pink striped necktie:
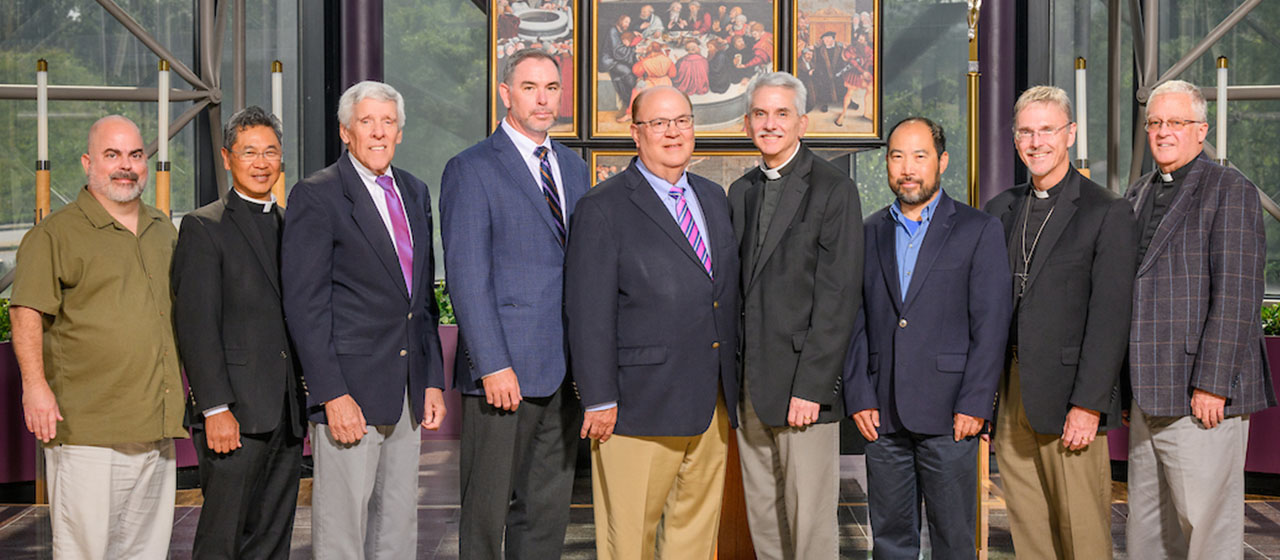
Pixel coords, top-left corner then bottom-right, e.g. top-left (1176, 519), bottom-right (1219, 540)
top-left (376, 174), bottom-right (414, 295)
top-left (667, 184), bottom-right (712, 277)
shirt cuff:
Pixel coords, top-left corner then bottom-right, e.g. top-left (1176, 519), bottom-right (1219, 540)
top-left (480, 368), bottom-right (508, 379)
top-left (586, 402), bottom-right (617, 412)
top-left (203, 405), bottom-right (230, 418)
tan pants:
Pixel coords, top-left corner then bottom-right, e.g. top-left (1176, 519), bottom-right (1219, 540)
top-left (592, 396), bottom-right (730, 560)
top-left (994, 357), bottom-right (1113, 560)
top-left (45, 439), bottom-right (177, 560)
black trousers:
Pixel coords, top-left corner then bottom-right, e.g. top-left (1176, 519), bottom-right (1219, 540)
top-left (458, 382), bottom-right (580, 560)
top-left (192, 409), bottom-right (302, 560)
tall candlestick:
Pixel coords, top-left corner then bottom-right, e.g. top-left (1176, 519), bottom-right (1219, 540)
top-left (271, 60), bottom-right (286, 205)
top-left (36, 59), bottom-right (50, 223)
top-left (158, 60), bottom-right (170, 163)
top-left (1074, 57), bottom-right (1088, 165)
top-left (1217, 56), bottom-right (1228, 164)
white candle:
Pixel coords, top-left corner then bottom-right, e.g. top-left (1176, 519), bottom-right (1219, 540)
top-left (158, 60), bottom-right (170, 163)
top-left (272, 60), bottom-right (283, 122)
top-left (1217, 57), bottom-right (1228, 162)
top-left (37, 59), bottom-right (48, 161)
top-left (1074, 58), bottom-right (1087, 163)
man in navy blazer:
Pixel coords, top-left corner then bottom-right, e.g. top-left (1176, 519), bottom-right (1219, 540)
top-left (282, 81), bottom-right (446, 560)
top-left (565, 86), bottom-right (740, 560)
top-left (845, 117), bottom-right (1011, 559)
top-left (440, 49), bottom-right (590, 559)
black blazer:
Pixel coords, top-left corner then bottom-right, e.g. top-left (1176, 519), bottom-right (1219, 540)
top-left (845, 191), bottom-right (1012, 436)
top-left (984, 168), bottom-right (1137, 434)
top-left (282, 155), bottom-right (445, 426)
top-left (172, 189), bottom-right (304, 437)
top-left (728, 146), bottom-right (863, 427)
top-left (565, 161), bottom-right (740, 437)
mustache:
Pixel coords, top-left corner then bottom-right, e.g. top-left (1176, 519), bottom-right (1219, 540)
top-left (110, 171), bottom-right (140, 182)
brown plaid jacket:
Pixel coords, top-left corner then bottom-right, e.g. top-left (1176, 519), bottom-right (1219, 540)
top-left (1125, 155), bottom-right (1275, 416)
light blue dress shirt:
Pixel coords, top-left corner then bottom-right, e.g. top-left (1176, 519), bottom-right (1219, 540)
top-left (888, 193), bottom-right (942, 302)
top-left (635, 159), bottom-right (713, 265)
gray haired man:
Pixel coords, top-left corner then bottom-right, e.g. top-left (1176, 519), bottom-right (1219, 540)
top-left (728, 72), bottom-right (863, 559)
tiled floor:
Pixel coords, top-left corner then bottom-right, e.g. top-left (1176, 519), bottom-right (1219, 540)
top-left (4, 439), bottom-right (1280, 558)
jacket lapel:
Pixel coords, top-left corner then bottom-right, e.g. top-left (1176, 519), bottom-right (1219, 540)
top-left (750, 148), bottom-right (813, 286)
top-left (625, 164), bottom-right (710, 278)
top-left (1138, 159), bottom-right (1205, 275)
top-left (554, 142), bottom-right (589, 220)
top-left (223, 189), bottom-right (281, 297)
top-left (902, 192), bottom-right (958, 310)
top-left (489, 129), bottom-right (566, 245)
top-left (1021, 170), bottom-right (1081, 294)
top-left (875, 212), bottom-right (902, 311)
top-left (737, 172), bottom-right (763, 284)
top-left (339, 155), bottom-right (410, 300)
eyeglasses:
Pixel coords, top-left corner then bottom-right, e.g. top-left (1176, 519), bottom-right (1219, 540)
top-left (1143, 119), bottom-right (1204, 132)
top-left (230, 149), bottom-right (283, 162)
top-left (636, 114), bottom-right (695, 133)
top-left (1012, 123), bottom-right (1071, 144)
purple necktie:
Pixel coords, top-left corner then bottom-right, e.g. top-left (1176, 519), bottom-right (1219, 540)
top-left (668, 184), bottom-right (712, 277)
top-left (534, 146), bottom-right (567, 245)
top-left (376, 174), bottom-right (414, 295)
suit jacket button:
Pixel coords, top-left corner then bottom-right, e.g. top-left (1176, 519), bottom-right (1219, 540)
top-left (407, 312), bottom-right (413, 319)
top-left (898, 318), bottom-right (908, 328)
top-left (280, 351), bottom-right (288, 359)
top-left (712, 342), bottom-right (721, 349)
top-left (713, 300), bottom-right (719, 309)
top-left (400, 349), bottom-right (408, 356)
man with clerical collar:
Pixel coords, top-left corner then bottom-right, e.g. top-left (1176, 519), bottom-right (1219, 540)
top-left (566, 85), bottom-right (740, 559)
top-left (172, 106), bottom-right (306, 559)
top-left (1123, 79), bottom-right (1275, 560)
top-left (984, 86), bottom-right (1137, 560)
top-left (727, 72), bottom-right (863, 560)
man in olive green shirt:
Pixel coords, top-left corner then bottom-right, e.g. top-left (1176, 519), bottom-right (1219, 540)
top-left (10, 115), bottom-right (185, 559)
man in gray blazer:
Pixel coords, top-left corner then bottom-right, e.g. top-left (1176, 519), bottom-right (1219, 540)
top-left (1125, 79), bottom-right (1275, 560)
top-left (440, 49), bottom-right (590, 559)
top-left (728, 72), bottom-right (862, 560)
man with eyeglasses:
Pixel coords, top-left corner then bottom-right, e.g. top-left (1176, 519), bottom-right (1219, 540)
top-left (171, 106), bottom-right (305, 559)
top-left (1124, 79), bottom-right (1274, 560)
top-left (984, 86), bottom-right (1136, 560)
top-left (565, 85), bottom-right (740, 560)
top-left (10, 115), bottom-right (184, 558)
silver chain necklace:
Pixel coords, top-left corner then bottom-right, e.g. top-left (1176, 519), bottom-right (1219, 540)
top-left (1016, 190), bottom-right (1057, 297)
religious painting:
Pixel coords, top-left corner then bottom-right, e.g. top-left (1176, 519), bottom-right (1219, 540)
top-left (490, 0), bottom-right (579, 137)
top-left (591, 0), bottom-right (780, 138)
top-left (793, 0), bottom-right (881, 139)
top-left (590, 149), bottom-right (762, 192)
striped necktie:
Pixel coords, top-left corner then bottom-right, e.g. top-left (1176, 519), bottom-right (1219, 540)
top-left (534, 146), bottom-right (566, 245)
top-left (668, 184), bottom-right (712, 277)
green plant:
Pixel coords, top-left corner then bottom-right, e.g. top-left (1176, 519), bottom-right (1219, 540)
top-left (0, 298), bottom-right (10, 343)
top-left (1263, 303), bottom-right (1280, 337)
top-left (434, 281), bottom-right (455, 325)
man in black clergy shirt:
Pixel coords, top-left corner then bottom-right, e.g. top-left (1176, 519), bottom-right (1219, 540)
top-left (172, 105), bottom-right (305, 559)
top-left (984, 86), bottom-right (1137, 560)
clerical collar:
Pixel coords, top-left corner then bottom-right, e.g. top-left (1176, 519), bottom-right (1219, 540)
top-left (1159, 155), bottom-right (1198, 184)
top-left (760, 145), bottom-right (801, 180)
top-left (233, 188), bottom-right (276, 213)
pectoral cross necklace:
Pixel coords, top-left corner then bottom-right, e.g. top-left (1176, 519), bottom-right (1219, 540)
top-left (1016, 188), bottom-right (1057, 298)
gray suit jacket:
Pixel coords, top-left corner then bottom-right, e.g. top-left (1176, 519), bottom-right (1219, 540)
top-left (1125, 154), bottom-right (1275, 416)
top-left (728, 146), bottom-right (863, 427)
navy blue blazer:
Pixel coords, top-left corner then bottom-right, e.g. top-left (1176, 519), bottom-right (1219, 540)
top-left (844, 191), bottom-right (1012, 436)
top-left (282, 154), bottom-right (445, 426)
top-left (440, 129), bottom-right (590, 398)
top-left (565, 161), bottom-right (740, 437)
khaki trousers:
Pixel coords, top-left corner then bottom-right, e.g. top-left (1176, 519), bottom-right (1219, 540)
top-left (736, 381), bottom-right (839, 560)
top-left (45, 439), bottom-right (177, 560)
top-left (994, 356), bottom-right (1113, 560)
top-left (592, 395), bottom-right (730, 560)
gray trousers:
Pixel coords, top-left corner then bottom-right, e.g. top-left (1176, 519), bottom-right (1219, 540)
top-left (736, 383), bottom-right (840, 560)
top-left (458, 384), bottom-right (579, 560)
top-left (310, 392), bottom-right (420, 560)
top-left (1127, 402), bottom-right (1249, 560)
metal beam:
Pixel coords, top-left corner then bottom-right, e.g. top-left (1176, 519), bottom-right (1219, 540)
top-left (1128, 0), bottom-right (1145, 87)
top-left (1128, 0), bottom-right (1158, 186)
top-left (1152, 0), bottom-right (1263, 91)
top-left (1202, 85), bottom-right (1280, 100)
top-left (234, 0), bottom-right (246, 112)
top-left (94, 0), bottom-right (208, 91)
top-left (0, 85), bottom-right (208, 102)
top-left (1108, 0), bottom-right (1123, 192)
top-left (144, 99), bottom-right (211, 158)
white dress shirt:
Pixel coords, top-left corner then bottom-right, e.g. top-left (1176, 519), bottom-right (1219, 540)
top-left (501, 118), bottom-right (567, 220)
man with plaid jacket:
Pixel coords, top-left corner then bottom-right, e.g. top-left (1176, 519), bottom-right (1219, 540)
top-left (1124, 79), bottom-right (1276, 560)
